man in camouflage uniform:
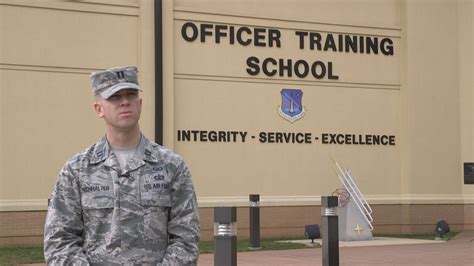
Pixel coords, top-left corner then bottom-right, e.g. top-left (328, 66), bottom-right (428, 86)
top-left (44, 66), bottom-right (200, 265)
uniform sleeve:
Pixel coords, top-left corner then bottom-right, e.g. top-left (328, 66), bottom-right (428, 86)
top-left (160, 159), bottom-right (200, 266)
top-left (44, 163), bottom-right (90, 265)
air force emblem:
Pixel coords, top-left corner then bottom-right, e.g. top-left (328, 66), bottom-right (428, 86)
top-left (278, 88), bottom-right (305, 123)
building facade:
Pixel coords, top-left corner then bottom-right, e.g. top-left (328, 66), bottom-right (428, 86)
top-left (0, 0), bottom-right (473, 246)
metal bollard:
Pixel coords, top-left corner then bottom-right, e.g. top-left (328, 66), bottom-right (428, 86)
top-left (249, 194), bottom-right (261, 250)
top-left (321, 196), bottom-right (339, 266)
top-left (214, 207), bottom-right (237, 266)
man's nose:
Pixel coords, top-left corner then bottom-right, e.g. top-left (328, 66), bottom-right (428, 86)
top-left (120, 96), bottom-right (130, 105)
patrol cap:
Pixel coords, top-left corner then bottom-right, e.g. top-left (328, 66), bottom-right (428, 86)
top-left (90, 65), bottom-right (143, 99)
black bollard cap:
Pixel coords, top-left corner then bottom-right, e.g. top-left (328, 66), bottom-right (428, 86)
top-left (249, 194), bottom-right (260, 202)
top-left (214, 207), bottom-right (237, 223)
top-left (321, 196), bottom-right (338, 207)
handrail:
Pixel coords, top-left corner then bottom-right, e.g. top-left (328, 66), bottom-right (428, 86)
top-left (333, 159), bottom-right (374, 231)
top-left (341, 169), bottom-right (373, 219)
top-left (336, 173), bottom-right (374, 230)
top-left (346, 168), bottom-right (373, 215)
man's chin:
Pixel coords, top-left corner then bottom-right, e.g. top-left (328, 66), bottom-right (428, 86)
top-left (111, 121), bottom-right (139, 131)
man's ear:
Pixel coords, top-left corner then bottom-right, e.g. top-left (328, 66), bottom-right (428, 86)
top-left (93, 101), bottom-right (104, 118)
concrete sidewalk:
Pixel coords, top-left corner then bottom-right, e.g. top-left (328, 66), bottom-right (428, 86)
top-left (198, 231), bottom-right (474, 265)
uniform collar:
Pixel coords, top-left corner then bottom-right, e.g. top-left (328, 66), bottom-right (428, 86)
top-left (90, 134), bottom-right (159, 165)
top-left (139, 136), bottom-right (159, 163)
top-left (90, 136), bottom-right (111, 164)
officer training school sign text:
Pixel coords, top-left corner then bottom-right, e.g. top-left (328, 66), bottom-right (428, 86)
top-left (181, 21), bottom-right (395, 80)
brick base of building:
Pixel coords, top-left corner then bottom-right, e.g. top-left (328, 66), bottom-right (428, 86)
top-left (1, 204), bottom-right (473, 246)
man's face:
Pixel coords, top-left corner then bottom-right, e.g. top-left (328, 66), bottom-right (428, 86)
top-left (94, 89), bottom-right (142, 131)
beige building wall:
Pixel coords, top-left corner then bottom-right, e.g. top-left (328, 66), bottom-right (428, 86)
top-left (169, 0), bottom-right (474, 203)
top-left (0, 0), bottom-right (155, 211)
top-left (402, 0), bottom-right (461, 198)
top-left (459, 0), bottom-right (474, 227)
top-left (170, 0), bottom-right (402, 206)
top-left (0, 0), bottom-right (473, 245)
top-left (401, 0), bottom-right (474, 232)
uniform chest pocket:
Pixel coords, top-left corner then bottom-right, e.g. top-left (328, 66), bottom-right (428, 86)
top-left (141, 192), bottom-right (171, 208)
top-left (80, 178), bottom-right (114, 210)
top-left (140, 173), bottom-right (172, 207)
top-left (81, 192), bottom-right (115, 210)
top-left (81, 191), bottom-right (114, 221)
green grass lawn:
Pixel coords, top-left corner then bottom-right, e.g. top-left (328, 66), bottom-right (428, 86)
top-left (0, 238), bottom-right (314, 264)
top-left (0, 232), bottom-right (457, 264)
top-left (0, 247), bottom-right (45, 265)
top-left (374, 231), bottom-right (458, 241)
top-left (199, 238), bottom-right (317, 254)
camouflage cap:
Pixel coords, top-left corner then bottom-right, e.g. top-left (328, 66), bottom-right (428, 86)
top-left (90, 65), bottom-right (143, 99)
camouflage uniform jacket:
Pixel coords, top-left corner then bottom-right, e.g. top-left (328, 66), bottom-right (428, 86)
top-left (44, 135), bottom-right (200, 265)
